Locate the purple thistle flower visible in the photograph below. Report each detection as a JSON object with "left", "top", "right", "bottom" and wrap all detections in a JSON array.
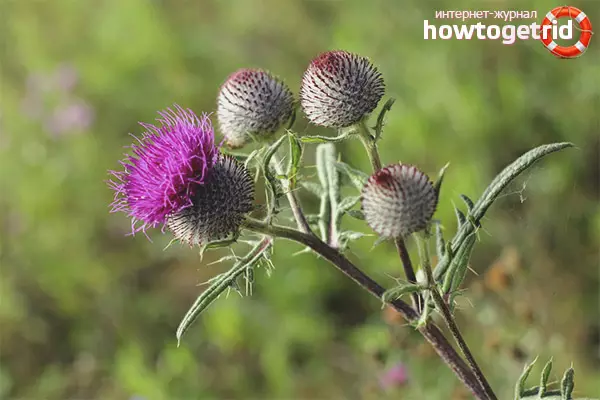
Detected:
[
  {"left": 217, "top": 68, "right": 295, "bottom": 148},
  {"left": 361, "top": 164, "right": 437, "bottom": 238},
  {"left": 300, "top": 50, "right": 385, "bottom": 128},
  {"left": 108, "top": 105, "right": 219, "bottom": 234}
]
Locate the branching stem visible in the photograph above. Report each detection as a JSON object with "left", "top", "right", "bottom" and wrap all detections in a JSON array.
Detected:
[
  {"left": 241, "top": 216, "right": 489, "bottom": 400},
  {"left": 418, "top": 235, "right": 497, "bottom": 400}
]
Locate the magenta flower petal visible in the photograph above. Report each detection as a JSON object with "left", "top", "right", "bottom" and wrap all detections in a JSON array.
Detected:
[{"left": 108, "top": 105, "right": 219, "bottom": 234}]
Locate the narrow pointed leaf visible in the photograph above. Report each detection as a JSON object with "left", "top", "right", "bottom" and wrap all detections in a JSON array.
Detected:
[
  {"left": 460, "top": 194, "right": 474, "bottom": 211},
  {"left": 335, "top": 161, "right": 369, "bottom": 190},
  {"left": 433, "top": 162, "right": 450, "bottom": 198},
  {"left": 382, "top": 283, "right": 422, "bottom": 303},
  {"left": 338, "top": 195, "right": 361, "bottom": 214},
  {"left": 561, "top": 367, "right": 574, "bottom": 400},
  {"left": 176, "top": 238, "right": 273, "bottom": 345},
  {"left": 300, "top": 181, "right": 324, "bottom": 197},
  {"left": 286, "top": 131, "right": 303, "bottom": 189},
  {"left": 437, "top": 143, "right": 573, "bottom": 287},
  {"left": 435, "top": 223, "right": 446, "bottom": 260},
  {"left": 347, "top": 210, "right": 365, "bottom": 220},
  {"left": 300, "top": 129, "right": 353, "bottom": 143},
  {"left": 442, "top": 232, "right": 477, "bottom": 295},
  {"left": 515, "top": 357, "right": 539, "bottom": 400},
  {"left": 454, "top": 206, "right": 466, "bottom": 227},
  {"left": 374, "top": 97, "right": 395, "bottom": 141},
  {"left": 540, "top": 358, "right": 553, "bottom": 396}
]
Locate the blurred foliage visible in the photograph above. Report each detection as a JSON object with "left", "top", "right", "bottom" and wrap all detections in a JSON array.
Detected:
[{"left": 1, "top": 0, "right": 599, "bottom": 399}]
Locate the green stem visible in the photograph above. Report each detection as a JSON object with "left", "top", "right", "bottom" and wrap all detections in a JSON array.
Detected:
[
  {"left": 356, "top": 119, "right": 421, "bottom": 312},
  {"left": 418, "top": 234, "right": 497, "bottom": 400},
  {"left": 271, "top": 153, "right": 312, "bottom": 234},
  {"left": 241, "top": 217, "right": 488, "bottom": 400}
]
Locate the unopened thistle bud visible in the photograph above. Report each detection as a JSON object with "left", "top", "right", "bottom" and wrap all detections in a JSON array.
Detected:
[
  {"left": 361, "top": 164, "right": 437, "bottom": 238},
  {"left": 300, "top": 50, "right": 385, "bottom": 128},
  {"left": 108, "top": 105, "right": 254, "bottom": 243},
  {"left": 217, "top": 68, "right": 295, "bottom": 148}
]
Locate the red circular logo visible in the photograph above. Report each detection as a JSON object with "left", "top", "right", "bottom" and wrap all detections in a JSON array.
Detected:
[{"left": 540, "top": 6, "right": 593, "bottom": 58}]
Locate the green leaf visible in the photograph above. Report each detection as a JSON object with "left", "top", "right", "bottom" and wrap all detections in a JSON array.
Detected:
[
  {"left": 516, "top": 357, "right": 539, "bottom": 400},
  {"left": 474, "top": 143, "right": 573, "bottom": 222},
  {"left": 347, "top": 210, "right": 365, "bottom": 220},
  {"left": 540, "top": 358, "right": 553, "bottom": 397},
  {"left": 338, "top": 195, "right": 361, "bottom": 214},
  {"left": 338, "top": 230, "right": 368, "bottom": 250},
  {"left": 300, "top": 181, "right": 324, "bottom": 197},
  {"left": 454, "top": 206, "right": 466, "bottom": 227},
  {"left": 435, "top": 143, "right": 573, "bottom": 285},
  {"left": 561, "top": 367, "right": 574, "bottom": 400},
  {"left": 374, "top": 97, "right": 395, "bottom": 141},
  {"left": 442, "top": 232, "right": 476, "bottom": 296},
  {"left": 382, "top": 283, "right": 422, "bottom": 304},
  {"left": 300, "top": 129, "right": 353, "bottom": 143},
  {"left": 176, "top": 238, "right": 273, "bottom": 346},
  {"left": 262, "top": 135, "right": 288, "bottom": 222},
  {"left": 335, "top": 161, "right": 369, "bottom": 191},
  {"left": 316, "top": 143, "right": 342, "bottom": 247},
  {"left": 435, "top": 223, "right": 446, "bottom": 260},
  {"left": 286, "top": 131, "right": 303, "bottom": 189},
  {"left": 433, "top": 162, "right": 450, "bottom": 199},
  {"left": 460, "top": 194, "right": 474, "bottom": 211}
]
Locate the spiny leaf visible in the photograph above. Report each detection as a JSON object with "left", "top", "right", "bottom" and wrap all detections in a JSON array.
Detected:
[
  {"left": 516, "top": 357, "right": 539, "bottom": 400},
  {"left": 262, "top": 135, "right": 288, "bottom": 222},
  {"left": 338, "top": 195, "right": 361, "bottom": 214},
  {"left": 374, "top": 97, "right": 395, "bottom": 141},
  {"left": 454, "top": 206, "right": 466, "bottom": 227},
  {"left": 286, "top": 131, "right": 303, "bottom": 189},
  {"left": 436, "top": 143, "right": 573, "bottom": 287},
  {"left": 198, "top": 236, "right": 239, "bottom": 261},
  {"left": 335, "top": 161, "right": 369, "bottom": 191},
  {"left": 540, "top": 358, "right": 553, "bottom": 396},
  {"left": 433, "top": 162, "right": 450, "bottom": 198},
  {"left": 460, "top": 194, "right": 474, "bottom": 211},
  {"left": 382, "top": 283, "right": 422, "bottom": 304},
  {"left": 176, "top": 238, "right": 273, "bottom": 346},
  {"left": 442, "top": 232, "right": 477, "bottom": 296},
  {"left": 300, "top": 181, "right": 324, "bottom": 197},
  {"left": 347, "top": 210, "right": 365, "bottom": 220},
  {"left": 435, "top": 223, "right": 446, "bottom": 260},
  {"left": 300, "top": 129, "right": 353, "bottom": 143},
  {"left": 561, "top": 367, "right": 574, "bottom": 400}
]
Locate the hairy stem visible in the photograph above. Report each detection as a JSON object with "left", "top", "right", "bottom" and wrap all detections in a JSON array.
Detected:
[
  {"left": 271, "top": 154, "right": 313, "bottom": 234},
  {"left": 356, "top": 119, "right": 421, "bottom": 312},
  {"left": 241, "top": 216, "right": 488, "bottom": 400},
  {"left": 418, "top": 235, "right": 497, "bottom": 400}
]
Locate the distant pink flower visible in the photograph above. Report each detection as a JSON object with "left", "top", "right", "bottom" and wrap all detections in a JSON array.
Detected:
[{"left": 380, "top": 362, "right": 409, "bottom": 389}]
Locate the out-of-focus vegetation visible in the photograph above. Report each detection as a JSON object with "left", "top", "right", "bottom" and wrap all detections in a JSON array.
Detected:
[{"left": 1, "top": 0, "right": 598, "bottom": 399}]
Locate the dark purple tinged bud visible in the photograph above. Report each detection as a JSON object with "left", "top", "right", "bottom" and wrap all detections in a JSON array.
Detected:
[
  {"left": 217, "top": 68, "right": 295, "bottom": 148},
  {"left": 361, "top": 164, "right": 437, "bottom": 238},
  {"left": 167, "top": 155, "right": 254, "bottom": 245},
  {"left": 300, "top": 50, "right": 385, "bottom": 128}
]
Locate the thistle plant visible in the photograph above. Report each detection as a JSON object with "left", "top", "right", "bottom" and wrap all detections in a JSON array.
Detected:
[{"left": 108, "top": 52, "right": 591, "bottom": 400}]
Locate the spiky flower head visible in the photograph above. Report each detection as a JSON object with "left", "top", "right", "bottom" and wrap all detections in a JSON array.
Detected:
[
  {"left": 167, "top": 155, "right": 254, "bottom": 245},
  {"left": 361, "top": 164, "right": 437, "bottom": 238},
  {"left": 300, "top": 50, "right": 385, "bottom": 128},
  {"left": 109, "top": 106, "right": 254, "bottom": 243},
  {"left": 217, "top": 68, "right": 295, "bottom": 148}
]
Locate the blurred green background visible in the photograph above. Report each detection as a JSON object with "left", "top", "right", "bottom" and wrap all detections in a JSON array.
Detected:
[{"left": 1, "top": 0, "right": 599, "bottom": 399}]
